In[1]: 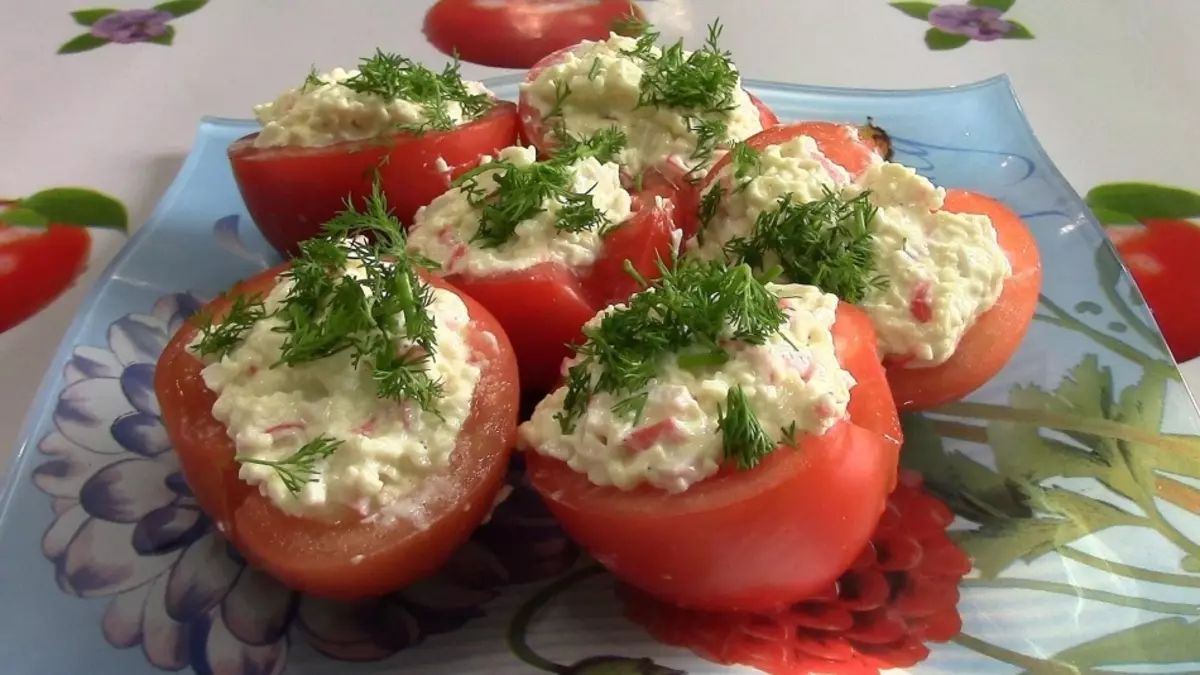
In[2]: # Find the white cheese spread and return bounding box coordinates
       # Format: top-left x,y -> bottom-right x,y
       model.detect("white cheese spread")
519,284 -> 853,493
690,136 -> 1012,367
407,145 -> 633,277
253,67 -> 493,149
193,263 -> 483,522
520,33 -> 763,178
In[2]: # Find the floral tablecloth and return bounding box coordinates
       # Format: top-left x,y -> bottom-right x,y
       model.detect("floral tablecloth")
1,0 -> 1199,463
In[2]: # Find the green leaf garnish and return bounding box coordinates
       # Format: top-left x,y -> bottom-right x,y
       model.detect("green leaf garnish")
718,385 -> 775,470
554,256 -> 788,444
237,435 -> 343,495
723,189 -> 886,304
452,130 -> 628,248
621,20 -> 741,166
195,181 -> 445,413
328,49 -> 492,132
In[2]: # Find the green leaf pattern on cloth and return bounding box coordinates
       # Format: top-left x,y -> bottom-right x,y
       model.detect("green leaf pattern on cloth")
58,1 -> 207,54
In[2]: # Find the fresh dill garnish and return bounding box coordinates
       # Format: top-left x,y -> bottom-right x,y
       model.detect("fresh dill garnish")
723,189 -> 886,304
193,293 -> 267,359
553,256 -> 787,435
717,386 -> 775,470
452,129 -> 628,248
621,20 -> 741,166
587,57 -> 602,81
544,79 -> 573,121
611,5 -> 649,37
302,66 -> 324,90
237,435 -> 343,495
338,49 -> 492,132
194,181 -> 445,413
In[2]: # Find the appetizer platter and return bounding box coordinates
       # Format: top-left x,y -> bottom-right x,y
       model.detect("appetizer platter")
4,17 -> 1200,675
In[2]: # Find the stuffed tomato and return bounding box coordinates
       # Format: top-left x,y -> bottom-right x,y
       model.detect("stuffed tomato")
406,136 -> 681,394
229,50 -> 519,257
154,195 -> 519,599
686,123 -> 1041,411
520,259 -> 902,612
517,23 -> 779,187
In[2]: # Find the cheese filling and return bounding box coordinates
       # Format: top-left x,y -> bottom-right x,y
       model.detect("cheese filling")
520,284 -> 853,493
689,136 -> 1012,367
192,261 -> 483,521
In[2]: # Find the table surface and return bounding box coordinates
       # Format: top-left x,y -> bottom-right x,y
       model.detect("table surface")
2,0 -> 1199,464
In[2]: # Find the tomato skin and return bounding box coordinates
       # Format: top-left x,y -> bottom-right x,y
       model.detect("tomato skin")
154,264 -> 520,599
443,195 -> 678,393
681,121 -> 884,238
229,102 -> 520,258
518,48 -> 780,171
424,0 -> 643,69
524,302 -> 902,612
886,189 -> 1042,411
0,223 -> 91,334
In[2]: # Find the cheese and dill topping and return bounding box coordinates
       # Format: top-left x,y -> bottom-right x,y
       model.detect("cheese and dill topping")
253,50 -> 494,148
407,130 -> 633,276
520,259 -> 854,493
189,187 -> 483,521
689,136 -> 1012,367
520,21 -> 763,179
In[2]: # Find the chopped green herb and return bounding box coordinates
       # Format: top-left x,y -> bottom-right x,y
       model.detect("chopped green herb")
452,129 -> 628,248
723,189 -> 886,304
717,386 -> 775,470
337,49 -> 492,132
237,435 -> 343,495
611,4 -> 649,37
194,181 -> 445,413
554,255 -> 787,434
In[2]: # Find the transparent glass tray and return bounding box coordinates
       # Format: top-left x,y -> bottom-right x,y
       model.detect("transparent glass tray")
4,73 -> 1200,675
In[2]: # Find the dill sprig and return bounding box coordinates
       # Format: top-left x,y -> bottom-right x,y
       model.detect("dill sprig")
193,293 -> 268,359
698,141 -> 762,230
237,435 -> 343,495
307,50 -> 492,133
194,181 -> 445,413
452,129 -> 629,248
718,386 -> 775,470
554,256 -> 787,448
723,189 -> 886,304
621,20 -> 741,166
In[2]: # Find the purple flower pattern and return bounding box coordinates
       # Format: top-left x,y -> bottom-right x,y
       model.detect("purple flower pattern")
33,290 -> 579,673
88,9 -> 173,43
889,1 -> 1033,50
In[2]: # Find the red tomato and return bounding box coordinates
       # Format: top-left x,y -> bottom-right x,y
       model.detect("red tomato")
0,221 -> 91,334
886,189 -> 1042,411
1105,218 -> 1200,361
229,102 -> 520,258
681,121 -> 885,237
517,46 -> 780,179
442,185 -> 679,394
524,303 -> 903,612
154,264 -> 520,599
424,0 -> 643,69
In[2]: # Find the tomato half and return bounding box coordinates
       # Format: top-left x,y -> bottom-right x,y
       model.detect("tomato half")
229,102 -> 520,257
0,222 -> 91,334
885,189 -> 1042,411
517,46 -> 780,175
525,302 -> 902,612
680,121 -> 885,237
424,0 -> 643,69
442,186 -> 678,394
154,264 -> 521,599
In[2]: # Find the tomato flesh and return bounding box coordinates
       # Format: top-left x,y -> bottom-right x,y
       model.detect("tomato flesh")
885,189 -> 1042,411
154,264 -> 520,599
424,0 -> 643,69
229,102 -> 520,258
525,302 -> 902,612
444,191 -> 678,394
0,222 -> 91,334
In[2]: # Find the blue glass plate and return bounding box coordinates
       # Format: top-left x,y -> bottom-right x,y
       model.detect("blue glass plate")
4,73 -> 1200,675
